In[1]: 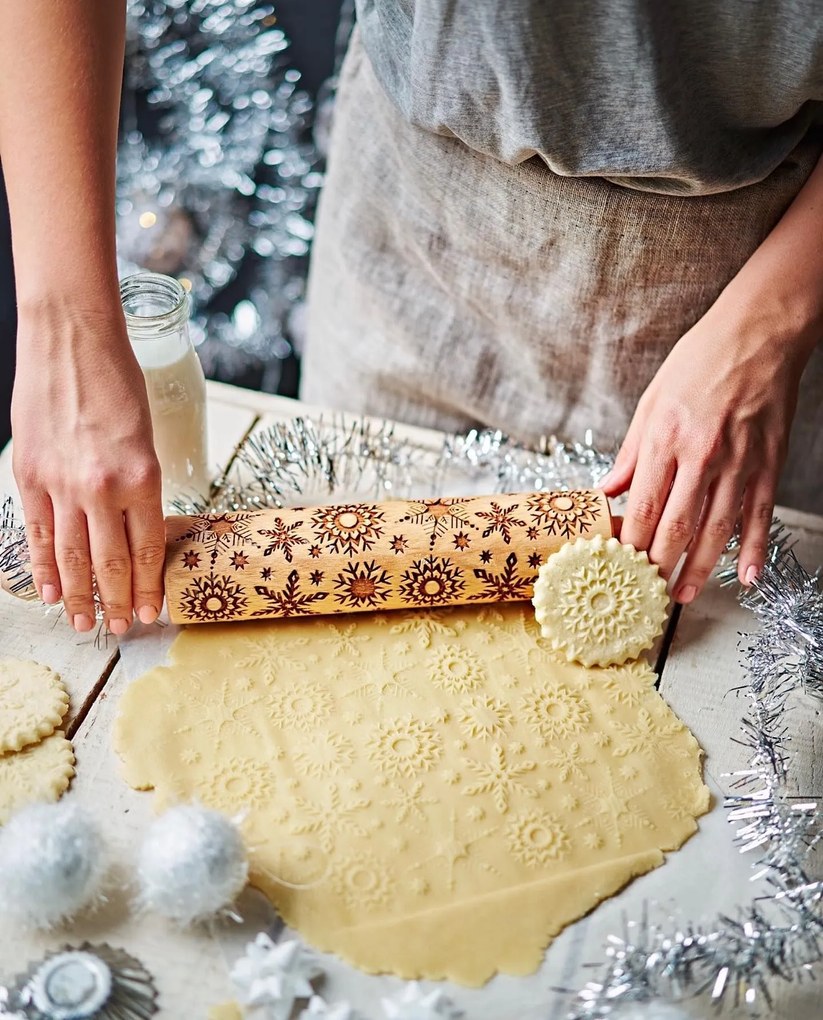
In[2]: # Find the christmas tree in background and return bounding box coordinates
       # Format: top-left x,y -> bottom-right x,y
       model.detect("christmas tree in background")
117,0 -> 330,392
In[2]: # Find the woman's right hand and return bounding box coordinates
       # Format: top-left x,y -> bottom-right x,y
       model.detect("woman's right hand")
11,297 -> 166,634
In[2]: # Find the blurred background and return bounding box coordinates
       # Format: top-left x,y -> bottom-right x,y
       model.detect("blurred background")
0,0 -> 351,449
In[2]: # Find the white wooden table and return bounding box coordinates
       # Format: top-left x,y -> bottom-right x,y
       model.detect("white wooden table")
1,381 -> 821,1020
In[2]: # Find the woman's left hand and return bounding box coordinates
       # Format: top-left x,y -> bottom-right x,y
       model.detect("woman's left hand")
602,294 -> 814,603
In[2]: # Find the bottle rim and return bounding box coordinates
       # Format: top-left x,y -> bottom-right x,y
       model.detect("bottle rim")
119,272 -> 189,340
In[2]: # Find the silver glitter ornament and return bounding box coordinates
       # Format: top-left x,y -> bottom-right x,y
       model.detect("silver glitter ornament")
173,417 -> 619,518
28,952 -> 111,1019
715,517 -> 792,588
4,944 -> 158,1020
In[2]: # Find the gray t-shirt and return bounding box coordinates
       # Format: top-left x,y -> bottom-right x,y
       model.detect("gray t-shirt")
356,0 -> 823,195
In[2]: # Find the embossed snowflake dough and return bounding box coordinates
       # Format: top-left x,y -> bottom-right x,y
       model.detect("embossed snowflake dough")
115,604 -> 708,986
533,536 -> 669,667
0,658 -> 69,753
0,658 -> 74,825
0,732 -> 75,825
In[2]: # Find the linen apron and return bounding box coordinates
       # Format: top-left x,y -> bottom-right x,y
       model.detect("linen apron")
302,30 -> 823,514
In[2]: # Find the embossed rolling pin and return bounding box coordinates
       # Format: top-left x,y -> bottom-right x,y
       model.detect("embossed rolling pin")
163,490 -> 613,624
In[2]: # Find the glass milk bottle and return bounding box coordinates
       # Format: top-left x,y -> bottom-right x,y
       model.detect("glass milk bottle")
120,272 -> 209,509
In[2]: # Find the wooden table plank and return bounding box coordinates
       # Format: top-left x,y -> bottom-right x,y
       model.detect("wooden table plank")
0,596 -> 118,732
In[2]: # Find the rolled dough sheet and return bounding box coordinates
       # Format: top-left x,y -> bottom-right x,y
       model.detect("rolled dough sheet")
115,604 -> 709,986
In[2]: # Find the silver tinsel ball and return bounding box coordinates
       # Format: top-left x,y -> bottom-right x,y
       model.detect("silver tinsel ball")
0,800 -> 107,929
137,804 -> 248,926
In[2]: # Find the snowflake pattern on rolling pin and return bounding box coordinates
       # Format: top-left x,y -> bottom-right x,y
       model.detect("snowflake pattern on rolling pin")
311,503 -> 385,557
400,498 -> 476,549
253,570 -> 329,617
398,556 -> 466,607
164,491 -> 610,622
175,512 -> 260,564
257,516 -> 308,563
179,571 -> 248,622
526,490 -> 603,539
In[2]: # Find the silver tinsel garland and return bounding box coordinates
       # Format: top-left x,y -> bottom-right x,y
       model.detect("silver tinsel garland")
117,0 -> 322,384
0,496 -> 35,602
183,421 -> 619,517
235,415 -> 435,505
2,423 -> 821,1017
439,427 -> 616,495
568,545 -> 822,1018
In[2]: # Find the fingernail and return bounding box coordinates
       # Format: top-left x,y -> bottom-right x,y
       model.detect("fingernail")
73,613 -> 94,633
42,584 -> 60,604
676,584 -> 697,605
600,470 -> 614,488
744,565 -> 759,586
138,605 -> 158,625
109,618 -> 130,636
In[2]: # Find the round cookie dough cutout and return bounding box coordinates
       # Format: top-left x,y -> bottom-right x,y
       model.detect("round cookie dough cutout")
0,732 -> 75,825
533,535 -> 669,666
0,658 -> 69,753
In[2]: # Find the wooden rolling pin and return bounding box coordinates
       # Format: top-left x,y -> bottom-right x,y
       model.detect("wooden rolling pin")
163,490 -> 612,624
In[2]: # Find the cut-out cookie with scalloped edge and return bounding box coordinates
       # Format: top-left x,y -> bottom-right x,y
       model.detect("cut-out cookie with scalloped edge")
532,535 -> 668,666
0,658 -> 69,754
0,731 -> 75,824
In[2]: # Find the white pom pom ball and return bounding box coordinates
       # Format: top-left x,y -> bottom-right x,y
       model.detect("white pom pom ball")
137,804 -> 248,925
0,800 -> 106,929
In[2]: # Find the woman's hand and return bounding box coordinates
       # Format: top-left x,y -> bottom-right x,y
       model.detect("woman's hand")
602,293 -> 815,603
11,298 -> 165,634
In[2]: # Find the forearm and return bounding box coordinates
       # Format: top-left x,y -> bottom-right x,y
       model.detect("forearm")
716,152 -> 823,360
0,1 -> 126,309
